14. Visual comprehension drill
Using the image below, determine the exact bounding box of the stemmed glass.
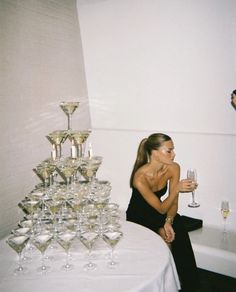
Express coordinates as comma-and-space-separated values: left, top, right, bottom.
68, 130, 91, 158
79, 230, 99, 271
78, 156, 103, 183
56, 230, 76, 271
187, 168, 200, 208
32, 231, 54, 273
6, 234, 30, 275
18, 199, 40, 221
221, 200, 230, 234
102, 229, 123, 268
60, 101, 80, 131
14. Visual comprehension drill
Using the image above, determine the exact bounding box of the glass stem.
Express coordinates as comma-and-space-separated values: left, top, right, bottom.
110, 248, 114, 263
41, 251, 46, 270
68, 114, 72, 130
191, 191, 196, 203
18, 252, 23, 271
65, 250, 70, 268
223, 218, 227, 233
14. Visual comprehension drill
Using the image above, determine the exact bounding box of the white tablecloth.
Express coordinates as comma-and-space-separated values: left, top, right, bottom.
0, 221, 180, 292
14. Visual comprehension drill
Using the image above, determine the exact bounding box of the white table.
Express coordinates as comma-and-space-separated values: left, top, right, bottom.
0, 221, 180, 292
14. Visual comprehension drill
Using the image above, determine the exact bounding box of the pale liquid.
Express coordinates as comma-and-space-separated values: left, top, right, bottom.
221, 209, 230, 219
7, 236, 29, 254
57, 232, 76, 251
60, 103, 79, 115
23, 201, 39, 214
48, 202, 62, 214
80, 233, 99, 250
103, 232, 123, 248
60, 166, 77, 178
33, 234, 53, 253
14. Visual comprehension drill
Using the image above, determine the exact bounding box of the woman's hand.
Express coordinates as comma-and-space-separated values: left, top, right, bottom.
158, 223, 175, 243
178, 179, 198, 193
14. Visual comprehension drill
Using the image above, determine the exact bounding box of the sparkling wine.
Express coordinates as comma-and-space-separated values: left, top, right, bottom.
221, 209, 230, 219
7, 235, 29, 254
57, 231, 76, 251
102, 231, 123, 248
32, 234, 53, 253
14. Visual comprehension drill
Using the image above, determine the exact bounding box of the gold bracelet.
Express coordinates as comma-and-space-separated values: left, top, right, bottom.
165, 216, 174, 224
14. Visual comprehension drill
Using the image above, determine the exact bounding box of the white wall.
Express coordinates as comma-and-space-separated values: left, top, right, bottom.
0, 0, 91, 239
77, 0, 236, 230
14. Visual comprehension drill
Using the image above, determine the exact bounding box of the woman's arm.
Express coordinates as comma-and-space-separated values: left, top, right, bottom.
134, 163, 181, 214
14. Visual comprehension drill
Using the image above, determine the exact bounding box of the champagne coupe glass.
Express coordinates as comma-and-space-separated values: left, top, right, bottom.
57, 230, 76, 271
187, 168, 200, 208
68, 130, 91, 158
32, 231, 54, 273
46, 130, 68, 159
60, 101, 80, 131
79, 230, 99, 271
6, 234, 30, 275
102, 229, 123, 268
221, 200, 230, 234
18, 199, 40, 221
79, 156, 103, 184
56, 157, 80, 188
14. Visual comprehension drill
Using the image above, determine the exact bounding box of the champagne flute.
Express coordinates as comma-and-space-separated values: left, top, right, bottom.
221, 200, 230, 234
6, 234, 30, 275
187, 168, 200, 208
79, 230, 99, 271
102, 229, 123, 268
57, 230, 76, 271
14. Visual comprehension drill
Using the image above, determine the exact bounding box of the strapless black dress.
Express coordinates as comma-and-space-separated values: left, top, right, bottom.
126, 186, 199, 292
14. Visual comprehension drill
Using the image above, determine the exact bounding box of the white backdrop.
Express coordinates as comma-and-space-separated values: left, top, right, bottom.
77, 0, 236, 230
0, 0, 90, 238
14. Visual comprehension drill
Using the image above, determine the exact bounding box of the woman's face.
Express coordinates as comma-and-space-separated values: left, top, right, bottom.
153, 140, 176, 165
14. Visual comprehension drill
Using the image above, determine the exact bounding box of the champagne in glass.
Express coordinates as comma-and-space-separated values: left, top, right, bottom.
32, 232, 53, 273
221, 200, 230, 234
6, 235, 30, 275
79, 230, 99, 271
60, 101, 80, 131
102, 229, 123, 268
187, 168, 200, 208
57, 230, 76, 271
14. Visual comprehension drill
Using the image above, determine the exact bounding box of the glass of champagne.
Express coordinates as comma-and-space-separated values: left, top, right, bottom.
6, 234, 30, 275
221, 200, 230, 233
60, 101, 80, 131
57, 230, 76, 271
79, 230, 99, 271
187, 168, 200, 208
102, 229, 123, 268
32, 231, 54, 273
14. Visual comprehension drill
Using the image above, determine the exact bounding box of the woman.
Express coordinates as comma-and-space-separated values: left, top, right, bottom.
126, 133, 199, 292
231, 89, 236, 110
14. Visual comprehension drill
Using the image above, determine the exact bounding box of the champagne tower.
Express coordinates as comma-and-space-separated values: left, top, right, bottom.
6, 101, 123, 274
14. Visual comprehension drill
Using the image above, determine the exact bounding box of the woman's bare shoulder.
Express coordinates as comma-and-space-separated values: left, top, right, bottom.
167, 162, 180, 175
133, 167, 150, 187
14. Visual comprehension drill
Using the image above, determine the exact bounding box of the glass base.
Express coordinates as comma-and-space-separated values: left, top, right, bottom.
107, 260, 119, 269
61, 263, 74, 271
83, 262, 97, 271
188, 202, 200, 208
13, 266, 28, 276
37, 265, 51, 274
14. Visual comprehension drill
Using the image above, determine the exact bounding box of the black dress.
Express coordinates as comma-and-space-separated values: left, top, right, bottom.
126, 186, 199, 292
